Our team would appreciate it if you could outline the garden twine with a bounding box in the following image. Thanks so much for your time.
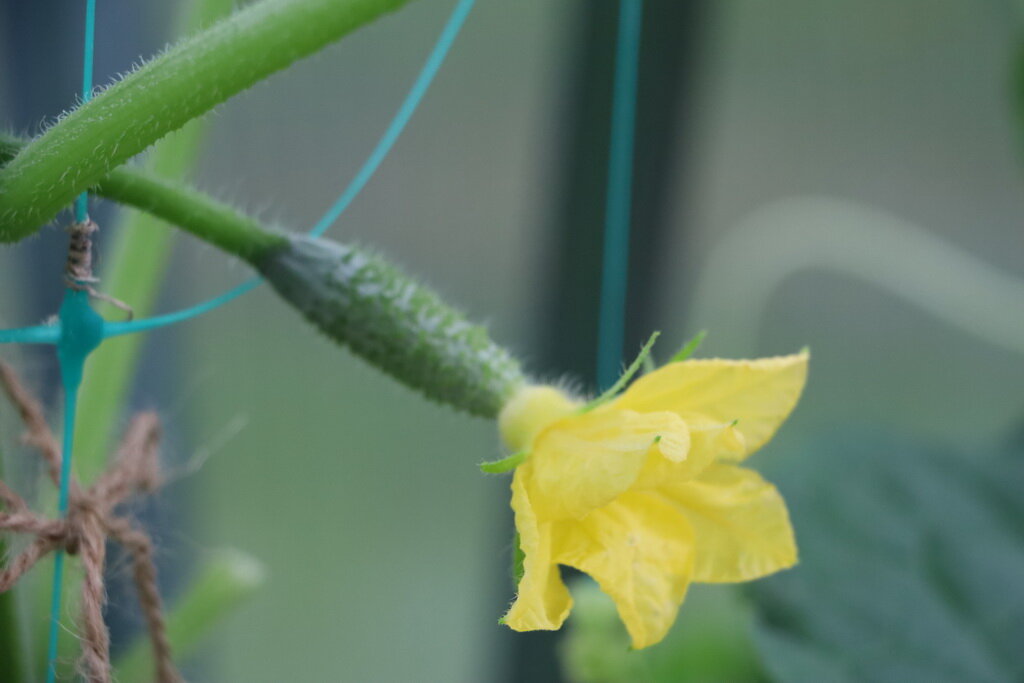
[65,219,133,319]
[0,362,180,683]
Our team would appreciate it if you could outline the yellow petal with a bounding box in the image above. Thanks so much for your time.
[615,352,808,460]
[504,470,573,632]
[554,491,695,649]
[661,463,797,583]
[529,408,690,519]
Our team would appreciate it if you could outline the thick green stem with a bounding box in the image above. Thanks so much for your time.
[0,133,283,264]
[75,0,239,487]
[0,0,412,241]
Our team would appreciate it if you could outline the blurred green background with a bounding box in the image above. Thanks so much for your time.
[1,0,1023,681]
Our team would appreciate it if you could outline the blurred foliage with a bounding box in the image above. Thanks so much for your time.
[1016,36,1024,156]
[561,578,766,683]
[0,445,26,681]
[749,431,1024,682]
[115,549,265,682]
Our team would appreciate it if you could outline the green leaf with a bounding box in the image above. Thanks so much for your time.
[751,628,855,683]
[748,431,1024,683]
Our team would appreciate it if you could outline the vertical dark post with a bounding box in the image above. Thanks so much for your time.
[503,0,707,681]
[536,0,707,387]
[626,1,708,353]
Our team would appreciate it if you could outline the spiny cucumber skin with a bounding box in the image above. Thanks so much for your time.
[257,236,525,419]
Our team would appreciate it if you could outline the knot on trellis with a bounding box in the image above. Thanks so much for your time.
[65,219,99,289]
[0,363,180,683]
[64,219,134,320]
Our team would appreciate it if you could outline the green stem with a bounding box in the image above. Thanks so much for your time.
[0,0,412,241]
[1,133,522,416]
[113,550,265,682]
[0,133,283,265]
[75,0,239,487]
[95,165,285,262]
[47,1,245,671]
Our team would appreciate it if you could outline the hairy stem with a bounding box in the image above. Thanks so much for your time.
[0,0,412,241]
[75,0,237,487]
[1,134,522,416]
[0,134,283,263]
[64,2,239,665]
[95,166,286,262]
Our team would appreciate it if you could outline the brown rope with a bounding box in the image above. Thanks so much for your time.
[65,219,134,320]
[65,219,100,289]
[0,362,181,683]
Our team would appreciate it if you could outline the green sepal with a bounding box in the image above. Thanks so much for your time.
[496,533,526,625]
[669,329,708,363]
[512,531,526,585]
[582,331,660,412]
[480,450,528,474]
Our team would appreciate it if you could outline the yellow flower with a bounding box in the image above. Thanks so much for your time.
[497,351,808,649]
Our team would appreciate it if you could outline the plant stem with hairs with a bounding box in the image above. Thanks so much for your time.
[0,0,413,240]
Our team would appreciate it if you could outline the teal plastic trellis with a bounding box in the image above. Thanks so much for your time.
[597,0,643,391]
[0,0,476,678]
